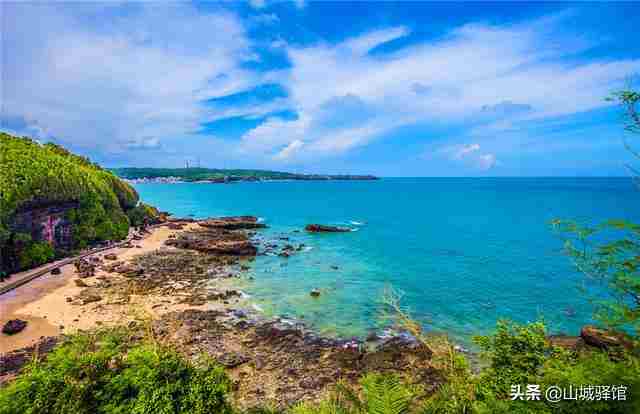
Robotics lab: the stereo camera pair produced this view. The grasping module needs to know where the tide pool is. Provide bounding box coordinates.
[133,177,640,345]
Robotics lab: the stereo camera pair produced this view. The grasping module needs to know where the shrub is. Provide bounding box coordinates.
[18,241,55,269]
[0,328,233,414]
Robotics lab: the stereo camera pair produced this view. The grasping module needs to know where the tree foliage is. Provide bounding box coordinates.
[0,328,234,414]
[0,133,142,271]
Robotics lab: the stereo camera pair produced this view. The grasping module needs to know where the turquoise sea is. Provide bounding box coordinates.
[133,178,640,346]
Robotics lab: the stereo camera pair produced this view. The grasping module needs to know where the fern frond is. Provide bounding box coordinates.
[361,374,413,414]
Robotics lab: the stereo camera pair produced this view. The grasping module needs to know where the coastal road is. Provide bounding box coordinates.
[0,222,177,297]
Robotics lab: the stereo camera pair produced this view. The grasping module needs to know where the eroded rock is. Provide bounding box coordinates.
[2,319,27,335]
[305,224,351,233]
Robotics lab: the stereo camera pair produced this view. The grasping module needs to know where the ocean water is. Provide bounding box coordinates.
[133,178,640,345]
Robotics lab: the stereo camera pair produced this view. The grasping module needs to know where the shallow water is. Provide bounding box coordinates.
[133,177,640,345]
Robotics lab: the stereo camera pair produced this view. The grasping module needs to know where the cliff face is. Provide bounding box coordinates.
[12,202,78,250]
[0,133,154,274]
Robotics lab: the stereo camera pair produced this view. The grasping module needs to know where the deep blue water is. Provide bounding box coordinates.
[133,178,640,345]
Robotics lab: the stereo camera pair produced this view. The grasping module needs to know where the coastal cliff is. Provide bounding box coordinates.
[0,133,161,274]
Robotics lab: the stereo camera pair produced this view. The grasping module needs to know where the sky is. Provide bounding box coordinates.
[2,1,640,176]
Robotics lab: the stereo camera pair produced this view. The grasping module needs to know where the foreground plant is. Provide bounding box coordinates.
[0,328,233,414]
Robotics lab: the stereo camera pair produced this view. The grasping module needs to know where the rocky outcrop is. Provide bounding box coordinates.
[74,258,98,278]
[547,335,585,351]
[12,202,77,250]
[165,228,258,256]
[580,325,634,350]
[2,319,28,335]
[0,337,58,382]
[305,224,351,233]
[199,216,266,230]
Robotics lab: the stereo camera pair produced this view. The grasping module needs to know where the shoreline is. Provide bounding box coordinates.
[0,218,442,408]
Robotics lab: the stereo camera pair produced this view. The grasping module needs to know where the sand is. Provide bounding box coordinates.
[0,224,225,354]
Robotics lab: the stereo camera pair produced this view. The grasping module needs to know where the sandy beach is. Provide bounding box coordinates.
[0,224,232,354]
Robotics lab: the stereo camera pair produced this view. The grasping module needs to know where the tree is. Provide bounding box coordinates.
[553,87,640,334]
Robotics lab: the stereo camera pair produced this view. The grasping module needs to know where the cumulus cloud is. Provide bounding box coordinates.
[274,139,304,160]
[481,100,533,117]
[478,153,497,170]
[452,143,481,160]
[251,13,279,25]
[2,2,265,157]
[249,0,266,9]
[126,136,162,150]
[436,143,498,171]
[238,13,640,163]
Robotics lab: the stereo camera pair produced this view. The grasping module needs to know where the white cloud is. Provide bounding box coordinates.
[343,27,410,55]
[238,13,640,163]
[3,2,266,156]
[478,154,497,170]
[434,143,498,171]
[453,143,480,160]
[293,0,306,10]
[249,0,266,9]
[252,13,279,25]
[274,139,304,160]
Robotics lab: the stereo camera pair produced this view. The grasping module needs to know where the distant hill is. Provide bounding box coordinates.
[111,167,378,183]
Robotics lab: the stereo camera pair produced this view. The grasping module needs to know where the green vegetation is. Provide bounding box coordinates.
[2,91,639,413]
[18,241,55,269]
[127,202,163,228]
[113,167,302,181]
[0,133,157,272]
[112,167,377,182]
[0,328,234,414]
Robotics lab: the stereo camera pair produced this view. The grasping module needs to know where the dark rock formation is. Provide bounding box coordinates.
[310,289,321,297]
[50,267,61,275]
[74,258,97,278]
[305,224,351,233]
[199,216,267,230]
[2,319,28,335]
[165,228,258,256]
[580,325,634,350]
[0,337,58,382]
[104,253,118,260]
[217,352,250,368]
[12,202,77,250]
[547,335,585,351]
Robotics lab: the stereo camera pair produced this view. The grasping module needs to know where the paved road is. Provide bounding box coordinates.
[0,223,170,296]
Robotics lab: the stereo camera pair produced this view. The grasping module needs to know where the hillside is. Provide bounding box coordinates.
[0,133,159,273]
[112,167,378,182]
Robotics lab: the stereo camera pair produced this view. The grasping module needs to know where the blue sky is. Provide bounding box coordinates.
[2,1,640,176]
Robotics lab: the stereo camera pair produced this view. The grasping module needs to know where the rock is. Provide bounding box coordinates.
[200,216,267,230]
[74,279,88,287]
[75,292,102,305]
[330,265,339,270]
[305,224,351,233]
[74,258,96,277]
[217,352,250,368]
[50,267,61,275]
[580,325,634,350]
[547,335,584,350]
[366,331,380,342]
[2,319,28,335]
[168,222,185,230]
[310,289,321,297]
[102,261,124,272]
[104,253,118,260]
[278,251,291,258]
[114,264,144,277]
[254,356,265,370]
